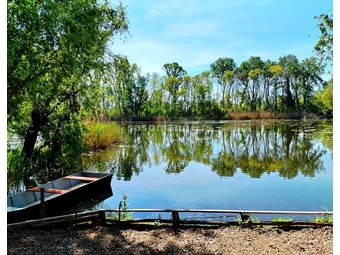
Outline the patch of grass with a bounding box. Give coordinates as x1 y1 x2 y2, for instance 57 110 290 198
82 120 125 150
311 207 333 223
313 215 333 223
235 214 260 226
272 217 294 222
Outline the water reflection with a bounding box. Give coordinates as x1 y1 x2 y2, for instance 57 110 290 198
82 120 332 180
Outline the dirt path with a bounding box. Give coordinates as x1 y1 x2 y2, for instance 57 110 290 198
7 225 333 255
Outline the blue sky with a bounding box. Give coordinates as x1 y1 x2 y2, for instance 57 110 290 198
111 0 333 78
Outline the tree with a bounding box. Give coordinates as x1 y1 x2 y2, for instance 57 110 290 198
191 72 212 117
299 57 324 111
278 54 300 110
162 62 187 116
7 0 129 179
248 68 265 111
267 63 283 113
220 70 234 108
235 56 264 111
147 73 165 116
111 56 139 118
315 78 333 115
134 69 149 117
181 75 193 116
314 13 333 65
162 62 187 78
210 57 236 108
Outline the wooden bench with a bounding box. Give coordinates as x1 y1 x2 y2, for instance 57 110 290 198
66 182 88 191
64 176 100 182
28 187 68 194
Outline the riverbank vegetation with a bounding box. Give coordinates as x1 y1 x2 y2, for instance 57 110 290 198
7 0 332 187
82 120 125 150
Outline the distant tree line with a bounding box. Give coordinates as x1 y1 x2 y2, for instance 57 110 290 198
88 53 332 120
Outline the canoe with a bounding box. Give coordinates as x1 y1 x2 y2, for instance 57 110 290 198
7 171 113 224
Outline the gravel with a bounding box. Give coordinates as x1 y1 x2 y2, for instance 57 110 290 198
7 225 333 255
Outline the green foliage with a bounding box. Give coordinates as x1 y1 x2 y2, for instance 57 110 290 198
110 193 133 221
314 13 333 64
315 78 333 115
272 217 293 222
161 62 187 117
235 214 260 227
7 0 129 179
82 120 125 150
163 62 187 78
312 207 333 223
7 147 25 192
210 57 236 81
313 215 333 223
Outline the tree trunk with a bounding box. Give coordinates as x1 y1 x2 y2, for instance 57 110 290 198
284 78 294 109
22 110 41 179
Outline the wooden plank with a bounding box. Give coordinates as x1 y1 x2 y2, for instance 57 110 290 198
64 176 100 182
66 182 88 191
102 208 333 215
28 187 68 194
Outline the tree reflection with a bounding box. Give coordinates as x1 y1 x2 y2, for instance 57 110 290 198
81 120 330 180
211 152 237 177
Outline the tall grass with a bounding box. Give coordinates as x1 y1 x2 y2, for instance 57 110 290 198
82 120 125 150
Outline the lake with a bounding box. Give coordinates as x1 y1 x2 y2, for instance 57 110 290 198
80 119 333 221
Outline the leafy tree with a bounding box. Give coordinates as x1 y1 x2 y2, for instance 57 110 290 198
7 0 129 179
181 75 193 116
315 78 333 115
111 57 149 118
210 57 236 107
133 69 149 117
191 73 212 117
314 13 333 65
220 70 234 109
162 62 187 116
234 61 251 110
248 68 265 111
299 57 324 111
111 56 136 117
278 54 299 110
163 62 187 78
82 63 115 120
267 63 283 112
313 13 332 114
147 73 165 116
235 56 265 111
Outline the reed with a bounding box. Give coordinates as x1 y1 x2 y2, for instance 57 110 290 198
226 111 274 120
82 120 124 150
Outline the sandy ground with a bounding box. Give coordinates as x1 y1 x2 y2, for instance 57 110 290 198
7 224 333 255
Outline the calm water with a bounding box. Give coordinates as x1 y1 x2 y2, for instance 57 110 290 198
80 119 333 221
